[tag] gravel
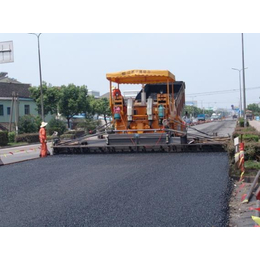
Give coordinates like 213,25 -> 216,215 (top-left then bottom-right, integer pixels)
0,153 -> 231,227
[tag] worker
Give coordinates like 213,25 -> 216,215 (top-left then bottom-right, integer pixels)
39,121 -> 48,158
112,86 -> 122,97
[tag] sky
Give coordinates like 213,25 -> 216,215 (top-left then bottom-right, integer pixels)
1,33 -> 260,111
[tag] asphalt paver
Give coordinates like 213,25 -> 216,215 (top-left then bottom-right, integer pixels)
0,153 -> 231,227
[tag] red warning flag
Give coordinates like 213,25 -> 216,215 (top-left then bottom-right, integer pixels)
252,216 -> 260,226
249,207 -> 260,211
241,194 -> 247,202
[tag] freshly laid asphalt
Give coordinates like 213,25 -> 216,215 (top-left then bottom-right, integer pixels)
0,152 -> 231,227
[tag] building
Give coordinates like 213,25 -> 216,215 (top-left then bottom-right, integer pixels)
99,92 -> 109,99
0,74 -> 38,131
88,90 -> 100,98
185,100 -> 198,107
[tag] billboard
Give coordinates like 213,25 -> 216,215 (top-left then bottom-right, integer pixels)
0,41 -> 14,64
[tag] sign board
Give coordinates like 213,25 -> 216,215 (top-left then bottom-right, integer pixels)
0,41 -> 14,64
234,137 -> 239,146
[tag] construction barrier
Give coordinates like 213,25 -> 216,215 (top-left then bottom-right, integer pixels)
234,137 -> 245,182
0,146 -> 41,158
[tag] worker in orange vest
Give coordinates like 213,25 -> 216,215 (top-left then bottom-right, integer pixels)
39,122 -> 48,157
112,86 -> 122,98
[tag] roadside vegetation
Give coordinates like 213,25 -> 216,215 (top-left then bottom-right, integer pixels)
182,105 -> 214,118
228,118 -> 260,177
0,82 -> 111,148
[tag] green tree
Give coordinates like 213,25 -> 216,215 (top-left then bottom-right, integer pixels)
46,117 -> 66,136
18,115 -> 41,134
247,103 -> 260,114
29,82 -> 61,116
85,95 -> 97,119
94,98 -> 111,124
182,105 -> 214,118
182,105 -> 201,117
58,84 -> 88,127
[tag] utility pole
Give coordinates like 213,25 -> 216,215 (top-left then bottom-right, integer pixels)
29,33 -> 44,121
241,33 -> 247,127
15,92 -> 19,135
9,91 -> 15,132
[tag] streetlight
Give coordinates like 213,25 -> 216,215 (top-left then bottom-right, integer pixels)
241,33 -> 247,127
29,33 -> 44,121
232,67 -> 248,118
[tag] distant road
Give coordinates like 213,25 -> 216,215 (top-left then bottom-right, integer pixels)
188,119 -> 237,139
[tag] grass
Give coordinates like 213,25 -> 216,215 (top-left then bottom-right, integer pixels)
228,123 -> 260,177
244,160 -> 260,170
6,142 -> 29,147
243,134 -> 259,142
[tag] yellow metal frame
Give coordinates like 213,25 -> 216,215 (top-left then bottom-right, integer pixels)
106,69 -> 185,135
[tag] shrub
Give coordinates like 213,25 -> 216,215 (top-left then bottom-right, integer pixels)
60,133 -> 75,139
0,131 -> 8,146
63,130 -> 85,138
238,118 -> 249,127
15,133 -> 39,143
77,119 -> 101,133
233,131 -> 259,139
18,115 -> 41,134
8,131 -> 16,143
244,144 -> 256,160
47,118 -> 66,136
245,160 -> 260,170
243,134 -> 259,142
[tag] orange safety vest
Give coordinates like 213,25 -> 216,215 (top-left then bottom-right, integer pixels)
39,127 -> 47,157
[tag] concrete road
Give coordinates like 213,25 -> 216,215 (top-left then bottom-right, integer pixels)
0,119 -> 237,165
188,119 -> 237,139
0,153 -> 231,227
0,142 -> 53,165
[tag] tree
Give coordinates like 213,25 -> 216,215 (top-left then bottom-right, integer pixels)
182,105 -> 201,118
29,82 -> 61,116
85,95 -> 97,119
58,84 -> 88,128
182,105 -> 213,118
94,98 -> 111,124
247,103 -> 260,114
18,115 -> 42,134
47,117 -> 66,136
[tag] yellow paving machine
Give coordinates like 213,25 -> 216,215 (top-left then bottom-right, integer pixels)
106,69 -> 187,145
53,69 -> 227,154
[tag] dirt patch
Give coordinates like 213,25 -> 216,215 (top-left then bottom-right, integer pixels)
229,180 -> 259,227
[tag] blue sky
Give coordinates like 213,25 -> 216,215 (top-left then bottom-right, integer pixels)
1,33 -> 260,110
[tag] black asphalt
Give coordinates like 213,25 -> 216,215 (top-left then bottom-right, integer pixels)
0,153 -> 231,227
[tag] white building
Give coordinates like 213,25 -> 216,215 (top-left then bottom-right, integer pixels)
88,90 -> 100,98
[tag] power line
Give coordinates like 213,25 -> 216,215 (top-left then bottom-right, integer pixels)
186,86 -> 260,96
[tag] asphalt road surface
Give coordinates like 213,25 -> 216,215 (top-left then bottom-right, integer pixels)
0,152 -> 231,227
